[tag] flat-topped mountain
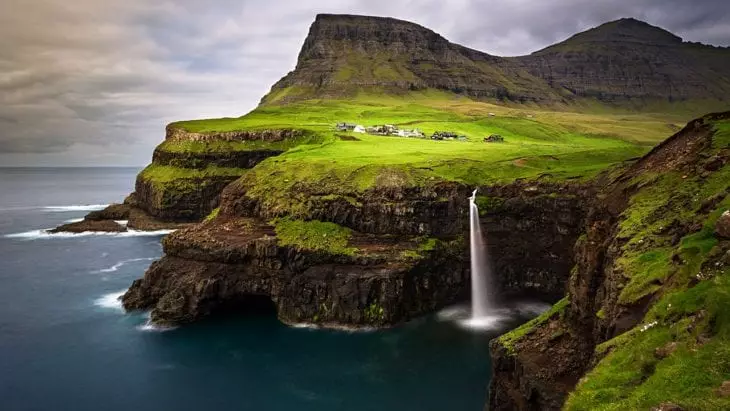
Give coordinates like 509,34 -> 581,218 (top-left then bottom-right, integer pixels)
263,14 -> 730,106
261,14 -> 561,104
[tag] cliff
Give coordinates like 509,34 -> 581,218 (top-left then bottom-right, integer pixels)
513,18 -> 730,103
53,125 -> 321,233
122,171 -> 587,328
263,14 -> 730,106
489,112 -> 730,410
67,12 -> 730,409
261,14 -> 563,104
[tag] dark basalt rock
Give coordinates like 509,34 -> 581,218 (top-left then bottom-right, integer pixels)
222,180 -> 473,237
512,18 -> 730,102
50,202 -> 191,233
50,219 -> 126,233
85,203 -> 130,220
487,111 -> 730,411
716,211 -> 730,239
133,174 -> 238,222
152,147 -> 284,169
261,14 -> 562,104
479,184 -> 589,301
122,218 -> 468,327
122,176 -> 589,329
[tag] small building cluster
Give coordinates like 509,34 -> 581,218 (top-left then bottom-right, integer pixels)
335,123 -> 425,138
336,122 -> 357,132
431,131 -> 466,141
484,134 -> 504,143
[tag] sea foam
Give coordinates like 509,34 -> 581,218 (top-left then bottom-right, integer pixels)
63,218 -> 85,223
4,228 -> 175,240
43,204 -> 109,212
93,257 -> 156,273
94,291 -> 126,311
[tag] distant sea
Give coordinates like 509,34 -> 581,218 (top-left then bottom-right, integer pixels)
0,167 -> 526,411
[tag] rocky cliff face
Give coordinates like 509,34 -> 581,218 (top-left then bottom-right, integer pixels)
512,18 -> 730,102
263,15 -> 730,106
53,126 -> 300,233
261,14 -> 561,104
488,112 -> 730,410
479,183 -> 590,301
122,175 -> 588,328
122,217 -> 469,327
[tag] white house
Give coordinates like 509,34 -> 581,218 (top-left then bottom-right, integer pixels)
353,125 -> 366,133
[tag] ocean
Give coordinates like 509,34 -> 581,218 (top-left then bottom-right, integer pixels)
0,167 -> 532,411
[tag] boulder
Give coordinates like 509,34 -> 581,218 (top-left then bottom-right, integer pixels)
716,211 -> 730,239
85,203 -> 130,220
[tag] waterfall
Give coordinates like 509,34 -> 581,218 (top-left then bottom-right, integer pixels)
469,189 -> 492,318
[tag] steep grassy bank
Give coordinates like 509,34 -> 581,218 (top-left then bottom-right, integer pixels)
490,113 -> 730,410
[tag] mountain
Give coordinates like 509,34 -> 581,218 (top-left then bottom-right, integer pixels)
261,14 -> 562,104
262,14 -> 730,106
514,18 -> 730,102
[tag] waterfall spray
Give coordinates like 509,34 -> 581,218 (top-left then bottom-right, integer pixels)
469,189 -> 492,318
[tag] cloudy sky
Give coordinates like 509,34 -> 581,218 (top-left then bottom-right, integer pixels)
1,0 -> 729,166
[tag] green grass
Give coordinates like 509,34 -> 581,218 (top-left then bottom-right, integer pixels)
498,297 -> 569,354
157,93 -> 707,220
566,268 -> 730,411
151,93 -> 713,224
157,132 -> 325,153
139,164 -> 249,183
564,118 -> 730,410
273,217 -> 356,256
204,207 -> 220,222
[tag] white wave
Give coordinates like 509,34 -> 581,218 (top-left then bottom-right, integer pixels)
94,291 -> 126,311
457,314 -> 507,330
136,320 -> 176,332
436,305 -> 470,321
4,228 -> 175,240
43,204 -> 109,212
63,218 -> 85,223
93,257 -> 156,273
289,322 -> 376,333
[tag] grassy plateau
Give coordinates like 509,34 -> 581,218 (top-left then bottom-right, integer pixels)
163,91 -> 699,193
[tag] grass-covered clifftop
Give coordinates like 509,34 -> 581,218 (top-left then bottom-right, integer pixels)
562,118 -> 730,410
490,114 -> 730,410
171,92 -> 687,186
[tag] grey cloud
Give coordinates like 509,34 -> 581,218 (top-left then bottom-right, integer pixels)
0,0 -> 728,165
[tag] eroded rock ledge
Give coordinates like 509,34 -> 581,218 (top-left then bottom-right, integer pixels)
122,217 -> 468,327
165,125 -> 303,142
50,198 -> 193,233
121,177 -> 589,329
488,112 -> 730,410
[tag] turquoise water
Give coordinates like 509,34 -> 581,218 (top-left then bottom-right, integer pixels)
0,168 -> 527,411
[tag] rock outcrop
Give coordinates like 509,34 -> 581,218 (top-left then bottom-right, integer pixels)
52,126 -> 303,233
261,14 -> 561,104
262,14 -> 730,106
512,18 -> 730,102
122,217 -> 469,327
488,112 -> 730,410
122,172 -> 588,328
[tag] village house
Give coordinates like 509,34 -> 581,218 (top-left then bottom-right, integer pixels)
484,134 -> 504,142
353,125 -> 366,133
396,128 -> 425,138
431,131 -> 459,140
366,124 -> 399,136
336,122 -> 357,131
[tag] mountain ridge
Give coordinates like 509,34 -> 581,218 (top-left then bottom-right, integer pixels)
261,14 -> 730,106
